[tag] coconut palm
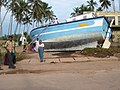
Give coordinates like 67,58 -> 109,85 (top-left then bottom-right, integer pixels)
13,0 -> 31,34
27,0 -> 44,27
71,4 -> 91,17
119,0 -> 120,11
2,0 -> 16,35
28,0 -> 55,27
2,0 -> 55,35
40,2 -> 55,25
96,7 -> 103,11
99,0 -> 111,11
111,0 -> 115,12
10,0 -> 30,41
87,0 -> 97,11
71,7 -> 81,17
79,4 -> 91,13
0,0 -> 2,36
0,0 -> 7,36
0,0 -> 9,36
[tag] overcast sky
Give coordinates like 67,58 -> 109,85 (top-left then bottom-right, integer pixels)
1,0 -> 120,35
42,0 -> 95,21
42,0 -> 119,22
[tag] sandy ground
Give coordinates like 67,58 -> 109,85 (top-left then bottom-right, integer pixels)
0,47 -> 120,90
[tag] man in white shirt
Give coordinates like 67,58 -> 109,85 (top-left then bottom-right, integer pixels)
4,35 -> 16,69
38,40 -> 44,62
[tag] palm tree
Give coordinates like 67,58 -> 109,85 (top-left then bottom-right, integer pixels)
0,0 -> 9,36
28,0 -> 55,27
111,0 -> 115,12
99,0 -> 111,11
79,4 -> 91,13
27,0 -> 44,27
71,7 -> 81,17
2,0 -> 55,35
119,0 -> 120,11
0,0 -> 2,36
40,3 -> 55,25
71,4 -> 92,17
96,7 -> 103,11
87,0 -> 97,11
2,0 -> 16,35
13,0 -> 31,34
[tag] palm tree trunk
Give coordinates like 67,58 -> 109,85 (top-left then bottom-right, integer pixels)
18,23 -> 21,34
0,3 -> 2,36
14,22 -> 18,35
9,15 -> 13,35
1,9 -> 9,25
112,0 -> 115,12
36,21 -> 37,27
27,23 -> 29,33
119,0 -> 120,11
24,24 -> 25,32
8,17 -> 11,35
32,20 -> 35,29
26,23 -> 29,40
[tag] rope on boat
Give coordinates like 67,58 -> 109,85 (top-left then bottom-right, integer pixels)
29,24 -> 49,46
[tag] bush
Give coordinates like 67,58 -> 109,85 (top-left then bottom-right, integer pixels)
81,46 -> 120,58
16,53 -> 26,61
0,52 -> 26,64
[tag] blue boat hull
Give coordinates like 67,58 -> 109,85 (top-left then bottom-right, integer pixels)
30,16 -> 111,51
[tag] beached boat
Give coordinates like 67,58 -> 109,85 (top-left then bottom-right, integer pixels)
30,13 -> 112,51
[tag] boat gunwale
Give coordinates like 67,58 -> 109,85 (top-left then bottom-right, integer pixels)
30,16 -> 110,34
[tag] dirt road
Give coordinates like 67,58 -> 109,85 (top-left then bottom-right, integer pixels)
0,60 -> 120,90
0,48 -> 120,90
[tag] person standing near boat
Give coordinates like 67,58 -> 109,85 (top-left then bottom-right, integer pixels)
22,39 -> 27,52
34,38 -> 39,52
38,40 -> 44,62
4,35 -> 16,69
0,46 -> 3,70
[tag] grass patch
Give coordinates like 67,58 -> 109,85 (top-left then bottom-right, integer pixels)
0,52 -> 27,64
81,46 -> 120,58
16,53 -> 27,61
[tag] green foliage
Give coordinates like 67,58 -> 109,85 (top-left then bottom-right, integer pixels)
27,35 -> 32,43
0,35 -> 8,40
13,34 -> 21,42
16,53 -> 26,61
99,0 -> 111,10
71,0 -> 98,17
0,52 -> 26,64
24,32 -> 27,37
71,0 -> 114,17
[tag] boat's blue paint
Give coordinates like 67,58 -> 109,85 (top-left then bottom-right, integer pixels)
31,16 -> 109,31
32,26 -> 102,41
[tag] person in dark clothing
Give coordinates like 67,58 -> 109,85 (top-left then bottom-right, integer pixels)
0,47 -> 3,70
4,36 -> 16,69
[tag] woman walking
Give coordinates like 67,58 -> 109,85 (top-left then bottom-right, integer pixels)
38,40 -> 44,62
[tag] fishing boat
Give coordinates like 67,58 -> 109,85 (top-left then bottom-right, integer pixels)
30,13 -> 112,51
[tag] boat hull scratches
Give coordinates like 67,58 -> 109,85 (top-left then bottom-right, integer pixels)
44,37 -> 103,51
